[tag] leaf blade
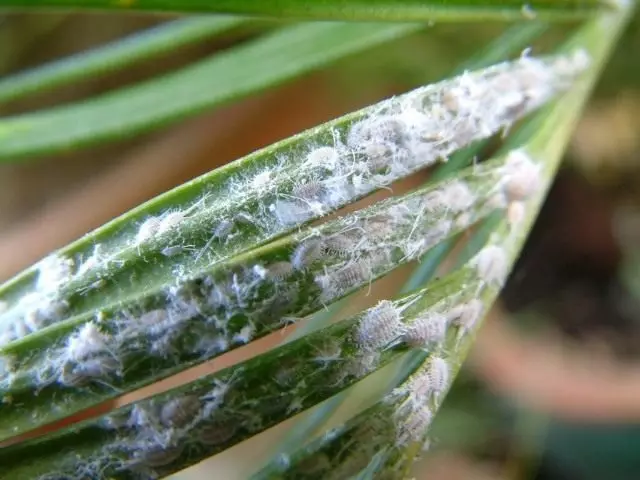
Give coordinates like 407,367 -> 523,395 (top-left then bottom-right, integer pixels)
0,22 -> 421,161
0,0 -> 609,22
0,16 -> 247,103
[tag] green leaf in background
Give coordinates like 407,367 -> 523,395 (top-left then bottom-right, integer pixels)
0,16 -> 248,103
0,0 -> 608,22
0,22 -> 423,161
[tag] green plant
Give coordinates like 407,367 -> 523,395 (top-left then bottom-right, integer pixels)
0,1 -> 633,479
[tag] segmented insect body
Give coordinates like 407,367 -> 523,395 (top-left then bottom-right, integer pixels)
291,239 -> 324,270
321,234 -> 354,259
402,313 -> 448,348
318,261 -> 371,300
292,180 -> 325,201
425,356 -> 450,400
356,300 -> 403,352
396,405 -> 433,445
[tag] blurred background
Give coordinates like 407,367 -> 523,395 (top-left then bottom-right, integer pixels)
1,11 -> 640,480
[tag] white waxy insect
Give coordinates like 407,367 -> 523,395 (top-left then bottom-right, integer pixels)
159,395 -> 201,428
402,313 -> 448,348
0,300 -> 7,314
266,261 -> 294,281
356,300 -> 403,352
271,200 -> 312,226
396,404 -> 433,445
306,146 -> 339,169
137,309 -> 171,335
348,115 -> 405,147
292,180 -> 325,201
447,299 -> 483,336
161,246 -> 185,257
426,356 -> 450,399
59,356 -> 119,386
317,261 -> 371,299
136,217 -> 161,245
440,181 -> 475,213
472,244 -> 508,286
320,234 -> 354,259
501,149 -> 541,202
212,219 -> 234,240
157,211 -> 187,235
333,261 -> 370,288
363,143 -> 394,173
66,321 -> 109,361
291,238 -> 324,270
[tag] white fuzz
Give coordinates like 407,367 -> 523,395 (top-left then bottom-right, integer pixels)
402,313 -> 449,348
157,211 -> 187,235
292,179 -> 325,201
312,339 -> 343,366
159,395 -> 201,428
36,254 -> 74,294
265,261 -> 294,281
345,352 -> 380,378
356,300 -> 403,352
66,322 -> 109,361
306,146 -> 340,168
1,53 -> 590,360
472,244 -> 508,287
